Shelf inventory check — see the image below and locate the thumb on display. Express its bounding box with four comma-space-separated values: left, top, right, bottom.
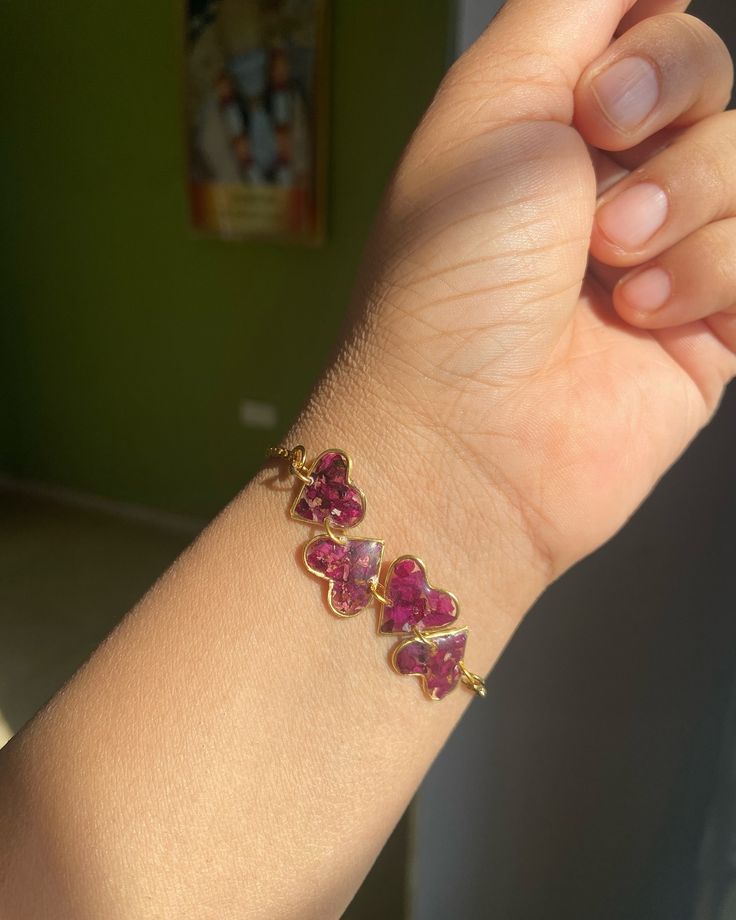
357, 2, 644, 378
386, 0, 645, 231
451, 0, 640, 125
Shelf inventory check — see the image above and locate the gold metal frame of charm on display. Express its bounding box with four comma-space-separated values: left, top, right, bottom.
389, 626, 470, 702
287, 447, 368, 527
371, 554, 461, 637
268, 444, 486, 702
302, 533, 385, 619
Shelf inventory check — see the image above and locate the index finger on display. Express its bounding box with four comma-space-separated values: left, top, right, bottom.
573, 13, 733, 151
618, 0, 692, 33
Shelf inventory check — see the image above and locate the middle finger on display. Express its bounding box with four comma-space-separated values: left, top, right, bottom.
590, 109, 736, 267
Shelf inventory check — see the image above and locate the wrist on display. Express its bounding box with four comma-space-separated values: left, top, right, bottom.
274, 353, 551, 672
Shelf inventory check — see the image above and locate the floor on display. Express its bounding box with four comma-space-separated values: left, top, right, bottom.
0, 486, 194, 743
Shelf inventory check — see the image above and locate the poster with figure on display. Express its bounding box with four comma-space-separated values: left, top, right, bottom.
185, 0, 328, 243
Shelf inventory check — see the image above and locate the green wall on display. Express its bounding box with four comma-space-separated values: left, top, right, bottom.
0, 1, 450, 517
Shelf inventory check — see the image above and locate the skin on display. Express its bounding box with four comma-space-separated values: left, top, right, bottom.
1, 0, 735, 917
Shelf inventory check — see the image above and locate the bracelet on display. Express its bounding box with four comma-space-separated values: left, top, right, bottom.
267, 445, 486, 702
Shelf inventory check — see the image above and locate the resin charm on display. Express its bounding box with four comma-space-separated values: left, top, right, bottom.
391, 628, 469, 701
291, 449, 365, 528
378, 556, 458, 634
268, 443, 487, 702
304, 535, 384, 617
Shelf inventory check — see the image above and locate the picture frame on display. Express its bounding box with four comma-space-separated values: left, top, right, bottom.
185, 0, 329, 244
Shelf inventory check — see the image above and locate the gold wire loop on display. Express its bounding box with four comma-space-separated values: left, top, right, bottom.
288, 445, 313, 483
458, 662, 487, 698
268, 444, 314, 484
369, 579, 391, 606
291, 465, 314, 484
288, 444, 306, 467
324, 517, 349, 545
412, 626, 439, 653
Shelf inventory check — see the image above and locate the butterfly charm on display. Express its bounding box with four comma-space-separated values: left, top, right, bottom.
390, 628, 469, 701
291, 449, 365, 528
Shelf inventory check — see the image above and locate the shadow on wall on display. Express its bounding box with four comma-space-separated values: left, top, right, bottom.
411, 383, 736, 920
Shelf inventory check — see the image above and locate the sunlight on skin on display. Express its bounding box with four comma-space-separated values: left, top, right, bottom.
1, 1, 735, 918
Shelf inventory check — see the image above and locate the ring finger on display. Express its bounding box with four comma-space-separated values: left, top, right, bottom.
613, 217, 736, 327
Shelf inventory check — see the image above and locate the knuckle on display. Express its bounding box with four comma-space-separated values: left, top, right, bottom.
672, 13, 733, 88
678, 221, 736, 296
718, 109, 736, 159
642, 13, 734, 102
437, 47, 574, 126
667, 12, 721, 49
707, 112, 736, 207
704, 223, 736, 288
673, 112, 736, 216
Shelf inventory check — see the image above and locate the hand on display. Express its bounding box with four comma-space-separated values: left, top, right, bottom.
333, 0, 735, 579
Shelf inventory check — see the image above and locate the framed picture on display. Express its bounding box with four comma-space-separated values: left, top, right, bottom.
185, 0, 328, 244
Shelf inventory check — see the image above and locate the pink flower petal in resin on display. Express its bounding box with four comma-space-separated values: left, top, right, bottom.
378, 556, 458, 634
304, 535, 383, 616
291, 450, 365, 528
391, 629, 468, 700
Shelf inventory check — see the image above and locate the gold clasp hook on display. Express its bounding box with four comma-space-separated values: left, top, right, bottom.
288, 445, 314, 484
267, 444, 314, 484
458, 661, 486, 698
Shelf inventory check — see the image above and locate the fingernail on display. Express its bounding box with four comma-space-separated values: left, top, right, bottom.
592, 57, 659, 130
596, 183, 668, 250
619, 266, 672, 313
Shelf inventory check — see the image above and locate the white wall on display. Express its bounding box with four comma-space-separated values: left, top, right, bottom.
410, 1, 736, 918
453, 0, 504, 57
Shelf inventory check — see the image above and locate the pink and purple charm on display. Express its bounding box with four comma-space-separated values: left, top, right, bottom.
391, 628, 468, 701
378, 556, 458, 634
304, 535, 384, 617
291, 450, 365, 529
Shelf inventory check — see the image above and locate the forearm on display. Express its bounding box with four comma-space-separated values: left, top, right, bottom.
0, 359, 547, 919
